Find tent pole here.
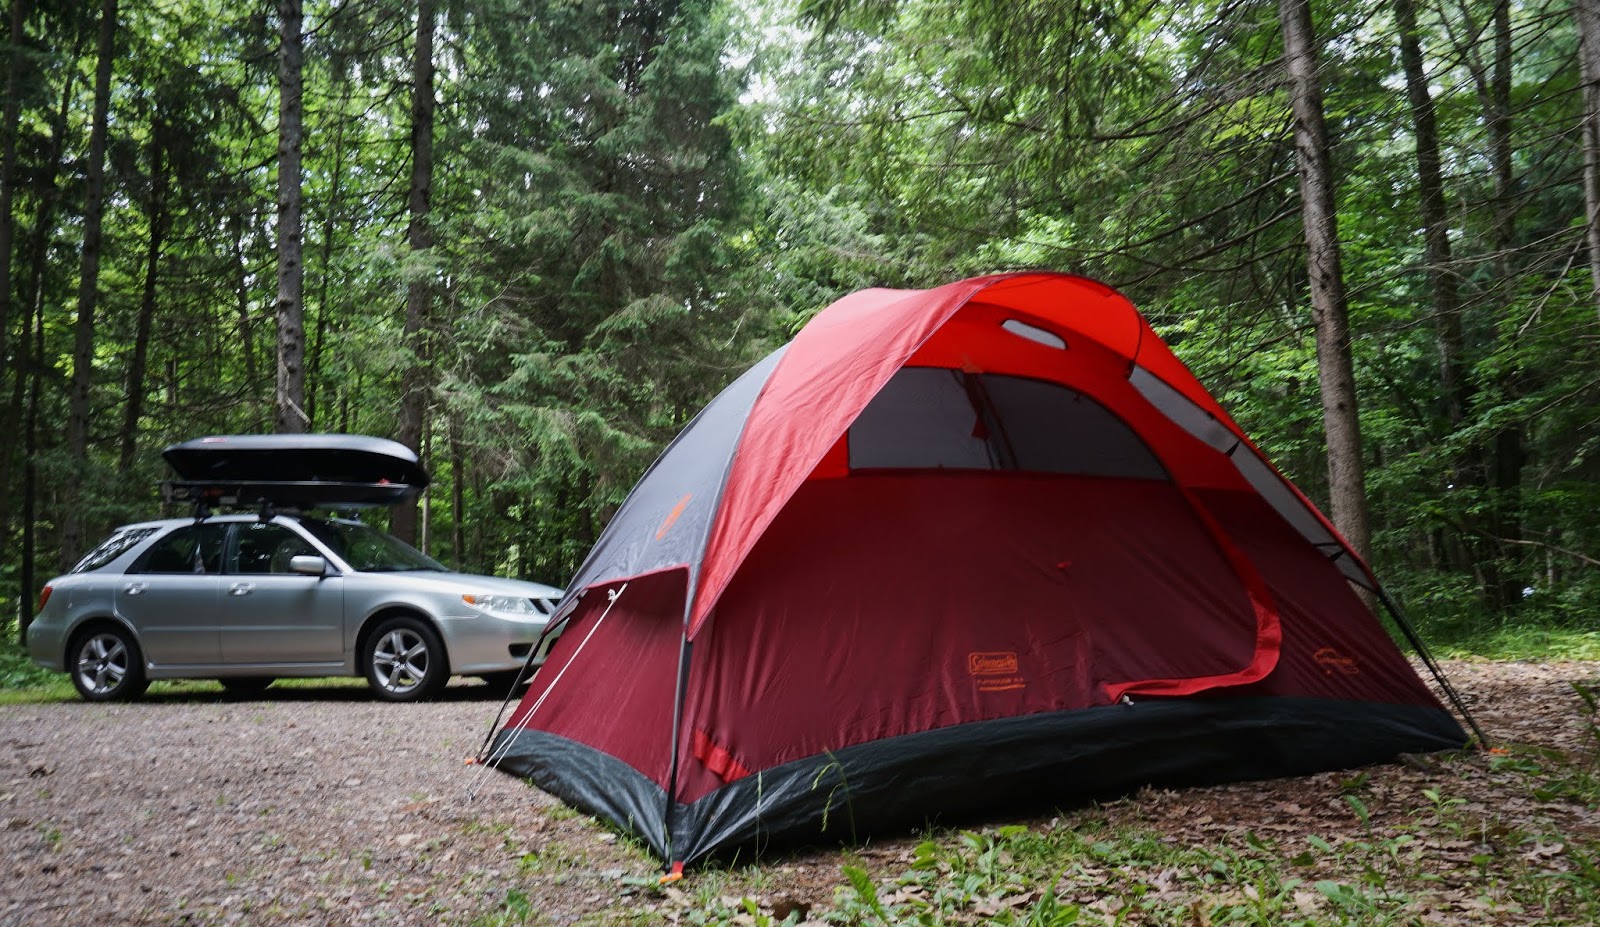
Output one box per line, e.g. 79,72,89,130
1375,586,1489,748
660,624,695,870
467,583,629,800
472,606,577,763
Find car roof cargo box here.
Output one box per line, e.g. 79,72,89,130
161,434,430,509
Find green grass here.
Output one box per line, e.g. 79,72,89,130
620,793,1600,927
1431,626,1600,662
0,629,65,700
0,632,373,704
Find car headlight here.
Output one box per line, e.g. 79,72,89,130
462,593,538,615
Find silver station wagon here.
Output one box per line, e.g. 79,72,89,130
24,435,564,702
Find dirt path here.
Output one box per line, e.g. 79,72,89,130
2,662,1598,926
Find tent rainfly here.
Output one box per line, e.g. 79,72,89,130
484,272,1474,868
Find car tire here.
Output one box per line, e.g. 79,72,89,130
218,677,275,698
69,624,150,702
363,616,448,702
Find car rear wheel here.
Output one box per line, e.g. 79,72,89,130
364,616,447,702
70,625,150,702
218,677,275,698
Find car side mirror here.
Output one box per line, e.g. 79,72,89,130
288,555,328,576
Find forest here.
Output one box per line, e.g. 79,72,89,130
2,0,1598,652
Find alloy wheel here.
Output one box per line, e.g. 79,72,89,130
371,627,431,696
75,632,130,698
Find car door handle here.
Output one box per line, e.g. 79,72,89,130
124,582,146,596
229,583,254,596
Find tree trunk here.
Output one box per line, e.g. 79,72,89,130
0,0,31,561
1578,0,1600,323
308,83,350,432
1277,0,1373,570
1395,0,1482,576
1396,0,1468,429
61,0,118,570
451,425,465,568
17,282,41,636
230,211,260,425
1,32,77,569
392,0,436,546
274,0,307,434
1484,0,1524,610
0,0,27,393
120,132,167,473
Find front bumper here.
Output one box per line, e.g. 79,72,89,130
437,613,558,674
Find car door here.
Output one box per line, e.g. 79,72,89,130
218,521,345,665
116,523,226,667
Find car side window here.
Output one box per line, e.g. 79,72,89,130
130,524,226,574
70,526,160,573
230,523,318,575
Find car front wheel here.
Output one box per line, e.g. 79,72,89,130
71,624,150,702
363,616,447,702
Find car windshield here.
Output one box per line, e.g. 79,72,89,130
70,527,160,574
295,518,447,573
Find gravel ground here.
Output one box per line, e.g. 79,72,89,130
0,680,651,927
2,661,1598,926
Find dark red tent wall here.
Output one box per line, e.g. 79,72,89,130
491,273,1467,865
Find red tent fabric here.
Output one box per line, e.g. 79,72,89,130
489,272,1468,865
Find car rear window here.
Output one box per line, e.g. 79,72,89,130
70,527,160,574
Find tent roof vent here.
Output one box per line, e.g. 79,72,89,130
1001,319,1066,349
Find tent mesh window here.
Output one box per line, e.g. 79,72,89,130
848,368,1167,480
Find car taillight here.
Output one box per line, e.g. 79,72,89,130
36,585,52,612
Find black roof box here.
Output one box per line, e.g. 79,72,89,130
161,434,430,509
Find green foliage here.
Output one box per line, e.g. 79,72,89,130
0,627,60,691
2,0,1600,653
471,889,537,927
746,0,1600,640
0,0,784,602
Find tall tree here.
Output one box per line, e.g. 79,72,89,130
1578,0,1600,323
1446,0,1524,607
120,122,169,473
0,0,26,394
1277,0,1372,567
275,0,307,433
392,0,435,546
60,0,119,568
1396,0,1467,432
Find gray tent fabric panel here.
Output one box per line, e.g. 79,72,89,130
983,375,1166,478
558,346,789,608
849,368,994,469
849,368,1165,479
1128,366,1374,590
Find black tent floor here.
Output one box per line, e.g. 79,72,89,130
491,695,1468,865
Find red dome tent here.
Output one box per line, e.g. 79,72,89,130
486,272,1471,866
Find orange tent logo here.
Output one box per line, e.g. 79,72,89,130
1313,647,1360,676
655,494,692,540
